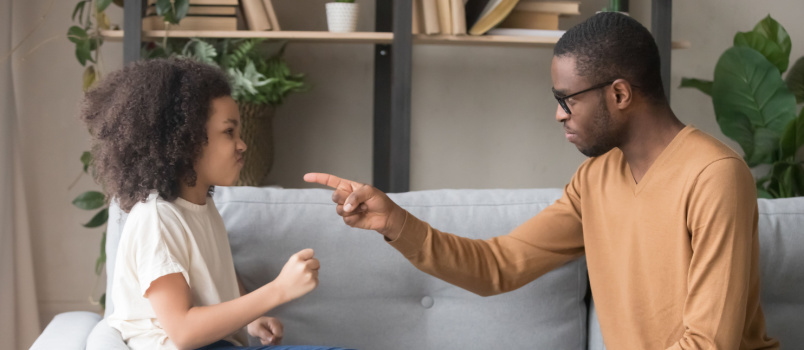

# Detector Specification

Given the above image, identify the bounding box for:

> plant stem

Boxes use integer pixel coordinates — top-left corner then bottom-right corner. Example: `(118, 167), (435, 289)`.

(0, 0), (55, 66)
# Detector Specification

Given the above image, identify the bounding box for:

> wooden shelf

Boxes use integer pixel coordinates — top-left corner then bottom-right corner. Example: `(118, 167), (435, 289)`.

(101, 30), (690, 49)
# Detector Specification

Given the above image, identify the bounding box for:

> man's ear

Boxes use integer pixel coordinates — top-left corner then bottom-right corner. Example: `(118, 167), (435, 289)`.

(611, 78), (634, 109)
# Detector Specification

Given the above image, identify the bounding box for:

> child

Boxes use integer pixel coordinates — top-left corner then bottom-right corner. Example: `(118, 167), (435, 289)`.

(81, 58), (349, 350)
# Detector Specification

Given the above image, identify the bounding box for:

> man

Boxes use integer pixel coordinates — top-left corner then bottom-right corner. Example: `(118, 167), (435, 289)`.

(305, 13), (779, 349)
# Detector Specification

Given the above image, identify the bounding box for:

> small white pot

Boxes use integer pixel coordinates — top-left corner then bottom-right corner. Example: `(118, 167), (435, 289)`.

(326, 2), (360, 33)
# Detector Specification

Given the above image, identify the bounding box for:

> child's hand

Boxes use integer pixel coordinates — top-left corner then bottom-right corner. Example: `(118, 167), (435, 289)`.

(247, 316), (284, 345)
(276, 249), (320, 302)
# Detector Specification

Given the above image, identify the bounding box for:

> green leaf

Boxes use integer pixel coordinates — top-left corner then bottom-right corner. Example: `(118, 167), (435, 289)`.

(712, 46), (797, 166)
(99, 293), (106, 310)
(95, 231), (106, 275)
(81, 151), (92, 173)
(75, 39), (92, 66)
(756, 184), (774, 199)
(67, 25), (88, 44)
(95, 0), (113, 12)
(82, 65), (96, 92)
(174, 0), (190, 22)
(155, 0), (173, 16)
(181, 38), (217, 65)
(73, 191), (105, 210)
(779, 110), (804, 160)
(785, 57), (804, 104)
(752, 15), (792, 70)
(83, 208), (108, 228)
(72, 1), (87, 23)
(679, 78), (713, 96)
(734, 31), (788, 73)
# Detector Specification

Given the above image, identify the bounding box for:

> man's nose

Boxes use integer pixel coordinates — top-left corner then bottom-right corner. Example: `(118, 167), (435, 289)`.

(555, 104), (569, 123)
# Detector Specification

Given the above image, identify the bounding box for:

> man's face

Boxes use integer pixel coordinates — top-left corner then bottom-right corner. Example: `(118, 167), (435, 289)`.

(550, 55), (623, 157)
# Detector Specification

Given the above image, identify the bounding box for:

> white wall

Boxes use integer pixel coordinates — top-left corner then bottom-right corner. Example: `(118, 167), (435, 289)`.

(11, 0), (804, 329)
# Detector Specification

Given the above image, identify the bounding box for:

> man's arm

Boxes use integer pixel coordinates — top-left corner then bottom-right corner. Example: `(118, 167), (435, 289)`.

(667, 158), (758, 350)
(305, 172), (585, 296)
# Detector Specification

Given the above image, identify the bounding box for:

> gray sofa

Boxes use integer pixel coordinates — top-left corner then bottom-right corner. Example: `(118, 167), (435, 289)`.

(32, 187), (804, 349)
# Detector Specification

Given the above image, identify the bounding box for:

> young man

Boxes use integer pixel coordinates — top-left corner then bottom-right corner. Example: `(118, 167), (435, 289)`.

(305, 13), (779, 349)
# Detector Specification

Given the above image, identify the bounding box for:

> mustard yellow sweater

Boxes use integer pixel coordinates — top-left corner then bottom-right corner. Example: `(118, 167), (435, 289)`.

(388, 126), (778, 349)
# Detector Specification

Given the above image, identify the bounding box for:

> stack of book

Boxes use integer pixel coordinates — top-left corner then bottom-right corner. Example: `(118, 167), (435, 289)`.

(412, 0), (468, 36)
(142, 0), (281, 31)
(498, 1), (580, 30)
(411, 0), (580, 36)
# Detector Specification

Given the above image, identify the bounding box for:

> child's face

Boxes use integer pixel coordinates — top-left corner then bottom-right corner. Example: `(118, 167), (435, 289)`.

(195, 96), (246, 187)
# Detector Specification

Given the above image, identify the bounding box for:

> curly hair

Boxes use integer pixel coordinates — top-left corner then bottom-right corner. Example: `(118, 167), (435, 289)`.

(80, 58), (232, 212)
(554, 12), (666, 102)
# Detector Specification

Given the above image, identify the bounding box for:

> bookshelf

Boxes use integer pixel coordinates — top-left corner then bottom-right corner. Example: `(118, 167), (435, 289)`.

(102, 29), (690, 49)
(120, 0), (678, 193)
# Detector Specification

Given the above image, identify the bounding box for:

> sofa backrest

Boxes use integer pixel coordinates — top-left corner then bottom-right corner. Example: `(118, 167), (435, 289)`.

(213, 187), (589, 350)
(103, 187), (804, 349)
(755, 197), (804, 346)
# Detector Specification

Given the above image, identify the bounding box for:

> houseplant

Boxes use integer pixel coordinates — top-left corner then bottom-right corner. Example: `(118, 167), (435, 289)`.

(681, 15), (804, 198)
(143, 38), (307, 186)
(66, 0), (220, 310)
(326, 0), (359, 33)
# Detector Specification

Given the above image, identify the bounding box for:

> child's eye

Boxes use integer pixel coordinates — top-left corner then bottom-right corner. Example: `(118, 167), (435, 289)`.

(225, 129), (234, 136)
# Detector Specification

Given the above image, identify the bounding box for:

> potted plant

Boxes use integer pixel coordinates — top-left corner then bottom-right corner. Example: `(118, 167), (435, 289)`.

(326, 0), (360, 33)
(144, 38), (308, 186)
(681, 15), (804, 198)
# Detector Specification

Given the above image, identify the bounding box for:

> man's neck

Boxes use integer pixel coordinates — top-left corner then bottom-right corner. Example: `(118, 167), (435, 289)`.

(619, 106), (686, 184)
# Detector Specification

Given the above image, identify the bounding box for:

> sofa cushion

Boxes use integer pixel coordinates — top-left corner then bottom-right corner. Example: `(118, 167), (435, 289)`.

(757, 197), (804, 346)
(214, 187), (588, 350)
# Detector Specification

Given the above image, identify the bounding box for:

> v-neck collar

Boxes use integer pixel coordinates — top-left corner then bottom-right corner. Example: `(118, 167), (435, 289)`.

(624, 125), (695, 196)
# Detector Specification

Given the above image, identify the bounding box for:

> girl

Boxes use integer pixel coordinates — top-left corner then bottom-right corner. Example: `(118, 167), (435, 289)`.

(81, 58), (347, 350)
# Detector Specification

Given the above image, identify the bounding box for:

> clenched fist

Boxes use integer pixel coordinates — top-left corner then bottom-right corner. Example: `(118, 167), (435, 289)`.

(274, 248), (320, 302)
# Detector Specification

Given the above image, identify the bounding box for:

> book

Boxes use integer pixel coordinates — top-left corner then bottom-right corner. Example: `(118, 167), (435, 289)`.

(499, 11), (559, 30)
(436, 0), (453, 35)
(514, 1), (580, 15)
(147, 0), (239, 5)
(242, 0), (271, 30)
(450, 0), (467, 35)
(142, 15), (238, 30)
(464, 0), (491, 29)
(261, 0), (281, 31)
(485, 27), (565, 37)
(146, 5), (237, 16)
(422, 0), (440, 34)
(468, 0), (522, 36)
(412, 0), (424, 34)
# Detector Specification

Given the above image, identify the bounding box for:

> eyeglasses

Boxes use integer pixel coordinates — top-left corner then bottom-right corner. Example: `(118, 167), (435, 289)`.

(552, 81), (614, 115)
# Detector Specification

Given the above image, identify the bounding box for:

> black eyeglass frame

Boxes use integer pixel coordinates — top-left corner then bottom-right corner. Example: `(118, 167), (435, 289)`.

(552, 81), (615, 115)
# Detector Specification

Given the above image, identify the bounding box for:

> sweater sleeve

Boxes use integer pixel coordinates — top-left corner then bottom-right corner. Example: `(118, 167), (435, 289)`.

(667, 157), (758, 350)
(387, 173), (586, 297)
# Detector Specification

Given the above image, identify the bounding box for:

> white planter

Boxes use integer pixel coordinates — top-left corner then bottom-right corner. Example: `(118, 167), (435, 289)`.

(326, 3), (360, 33)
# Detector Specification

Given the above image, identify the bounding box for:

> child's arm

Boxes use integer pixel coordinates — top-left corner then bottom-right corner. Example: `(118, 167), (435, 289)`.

(239, 275), (284, 345)
(146, 249), (319, 350)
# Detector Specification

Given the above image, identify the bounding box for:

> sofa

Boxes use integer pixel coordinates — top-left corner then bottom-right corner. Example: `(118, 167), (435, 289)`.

(31, 187), (804, 349)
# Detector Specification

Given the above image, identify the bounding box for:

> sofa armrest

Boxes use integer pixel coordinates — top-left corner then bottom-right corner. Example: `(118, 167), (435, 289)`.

(30, 311), (102, 350)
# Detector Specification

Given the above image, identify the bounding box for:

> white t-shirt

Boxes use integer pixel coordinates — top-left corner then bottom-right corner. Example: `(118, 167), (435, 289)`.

(108, 192), (247, 349)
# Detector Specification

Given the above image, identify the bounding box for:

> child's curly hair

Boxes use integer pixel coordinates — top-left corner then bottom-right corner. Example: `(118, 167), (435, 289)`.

(80, 58), (232, 212)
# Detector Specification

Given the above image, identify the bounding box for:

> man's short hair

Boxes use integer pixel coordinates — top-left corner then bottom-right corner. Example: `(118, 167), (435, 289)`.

(554, 12), (666, 103)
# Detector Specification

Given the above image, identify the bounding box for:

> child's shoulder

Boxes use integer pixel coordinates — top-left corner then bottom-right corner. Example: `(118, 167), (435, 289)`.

(126, 191), (187, 230)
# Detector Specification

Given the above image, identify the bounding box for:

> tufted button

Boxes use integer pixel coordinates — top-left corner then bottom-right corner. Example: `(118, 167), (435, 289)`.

(420, 296), (434, 309)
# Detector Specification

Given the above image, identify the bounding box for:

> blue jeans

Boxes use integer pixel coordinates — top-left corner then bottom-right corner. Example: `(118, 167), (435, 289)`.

(195, 340), (354, 350)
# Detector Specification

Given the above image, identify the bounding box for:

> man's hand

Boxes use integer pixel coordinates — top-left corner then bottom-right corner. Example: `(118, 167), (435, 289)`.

(303, 173), (407, 240)
(247, 316), (283, 345)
